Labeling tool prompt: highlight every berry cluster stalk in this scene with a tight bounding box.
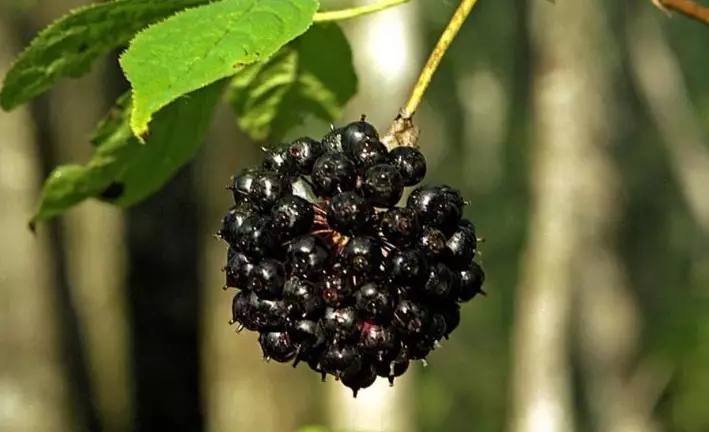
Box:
[382,0,481,149]
[314,0,412,23]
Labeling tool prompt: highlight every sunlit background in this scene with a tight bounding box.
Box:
[1,0,708,431]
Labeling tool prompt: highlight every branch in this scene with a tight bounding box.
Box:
[313,0,410,23]
[654,0,709,25]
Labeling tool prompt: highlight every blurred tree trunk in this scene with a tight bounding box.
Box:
[0,11,73,432]
[199,107,311,432]
[325,2,421,432]
[29,1,133,430]
[510,0,637,430]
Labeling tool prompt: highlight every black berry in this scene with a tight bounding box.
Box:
[311,152,357,197]
[362,164,404,208]
[389,146,426,186]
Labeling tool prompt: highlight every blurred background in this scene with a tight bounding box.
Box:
[1,0,709,431]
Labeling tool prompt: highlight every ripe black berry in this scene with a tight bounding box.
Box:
[341,117,379,151]
[422,262,454,300]
[380,207,421,247]
[355,282,394,321]
[287,137,324,174]
[349,139,389,174]
[359,322,397,356]
[321,127,345,153]
[283,277,324,319]
[457,261,485,302]
[270,195,315,240]
[321,307,359,342]
[320,270,356,308]
[387,248,428,285]
[446,226,477,269]
[341,236,383,276]
[225,248,253,289]
[392,300,431,339]
[327,191,373,235]
[219,203,256,245]
[247,259,286,299]
[259,331,298,362]
[251,296,289,330]
[231,290,258,331]
[233,171,291,211]
[263,143,298,177]
[287,234,331,279]
[341,361,377,397]
[389,146,426,186]
[234,215,277,259]
[417,227,449,261]
[362,164,404,208]
[319,343,363,378]
[218,117,486,396]
[311,152,357,197]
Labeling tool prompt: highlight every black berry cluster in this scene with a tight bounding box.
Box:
[217,116,485,397]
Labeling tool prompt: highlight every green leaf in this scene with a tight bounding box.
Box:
[227,23,357,142]
[0,0,214,111]
[29,79,226,229]
[119,0,319,140]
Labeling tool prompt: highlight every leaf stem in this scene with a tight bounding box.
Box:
[402,0,480,118]
[313,0,411,23]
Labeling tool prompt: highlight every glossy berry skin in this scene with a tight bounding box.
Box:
[359,322,397,356]
[389,146,426,186]
[287,137,324,174]
[355,282,394,321]
[219,203,256,246]
[229,168,259,202]
[320,270,356,308]
[311,152,357,198]
[427,313,448,343]
[380,207,421,247]
[270,195,315,240]
[225,248,253,289]
[446,228,477,270]
[247,259,286,299]
[417,227,450,261]
[423,262,454,300]
[321,127,346,153]
[327,192,373,235]
[287,319,325,350]
[250,295,289,330]
[458,261,485,302]
[341,362,377,397]
[386,248,428,285]
[341,236,383,276]
[259,331,298,362]
[392,300,431,339]
[234,215,277,259]
[287,234,331,279]
[440,303,461,337]
[349,139,389,174]
[321,307,359,342]
[234,171,291,211]
[374,353,409,385]
[341,118,380,151]
[362,164,404,208]
[319,343,363,378]
[231,290,258,331]
[406,185,462,233]
[263,143,298,177]
[283,277,324,319]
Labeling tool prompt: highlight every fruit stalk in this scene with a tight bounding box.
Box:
[403,0,480,119]
[381,0,481,149]
[313,0,411,23]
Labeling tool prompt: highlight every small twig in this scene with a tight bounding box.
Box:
[402,0,480,118]
[313,0,411,23]
[381,0,481,149]
[654,0,709,25]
